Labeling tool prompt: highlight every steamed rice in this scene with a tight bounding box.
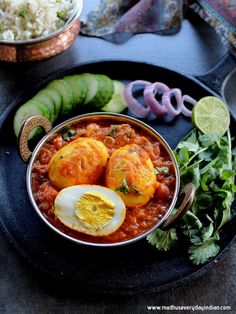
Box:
[0,0,76,41]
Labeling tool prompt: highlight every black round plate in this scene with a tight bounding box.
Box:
[0,61,235,295]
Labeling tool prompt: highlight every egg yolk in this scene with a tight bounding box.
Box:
[75,191,115,232]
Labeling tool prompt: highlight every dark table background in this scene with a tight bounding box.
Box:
[0,8,235,313]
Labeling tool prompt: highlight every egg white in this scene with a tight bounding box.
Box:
[54,185,126,236]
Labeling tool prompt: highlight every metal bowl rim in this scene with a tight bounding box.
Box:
[26,112,180,247]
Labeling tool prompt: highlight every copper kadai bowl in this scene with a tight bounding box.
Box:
[18,113,195,247]
[0,0,83,62]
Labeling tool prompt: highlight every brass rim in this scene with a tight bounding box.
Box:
[18,116,52,162]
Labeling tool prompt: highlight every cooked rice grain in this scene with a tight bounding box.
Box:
[0,0,76,40]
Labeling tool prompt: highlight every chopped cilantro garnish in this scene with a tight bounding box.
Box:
[116,178,130,195]
[147,228,178,251]
[147,128,236,265]
[131,182,143,194]
[57,11,67,22]
[154,166,169,175]
[62,129,77,141]
[19,10,29,20]
[108,125,119,137]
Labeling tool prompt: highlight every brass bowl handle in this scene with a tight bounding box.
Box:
[161,183,196,230]
[18,115,52,162]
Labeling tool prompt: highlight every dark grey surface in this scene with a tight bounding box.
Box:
[0,16,235,313]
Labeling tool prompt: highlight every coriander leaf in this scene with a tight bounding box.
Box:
[178,146,208,173]
[191,192,214,213]
[206,167,218,182]
[202,216,214,241]
[62,129,77,141]
[181,224,202,244]
[154,166,169,175]
[198,150,212,162]
[221,168,235,181]
[200,173,209,191]
[198,132,220,147]
[192,166,201,188]
[232,147,236,170]
[200,155,220,175]
[188,238,220,265]
[108,125,119,137]
[222,191,234,210]
[177,141,199,153]
[182,211,202,229]
[182,166,201,188]
[149,127,236,266]
[19,9,29,20]
[116,178,130,195]
[178,147,189,167]
[147,228,178,251]
[210,182,234,209]
[189,234,202,245]
[178,128,197,145]
[217,206,232,230]
[130,182,143,194]
[57,11,67,22]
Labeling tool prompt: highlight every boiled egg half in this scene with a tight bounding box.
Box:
[54,185,126,236]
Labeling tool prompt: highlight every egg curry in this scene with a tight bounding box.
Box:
[105,144,157,208]
[32,121,176,244]
[48,138,108,189]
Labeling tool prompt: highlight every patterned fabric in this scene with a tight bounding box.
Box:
[81,0,184,37]
[191,0,236,57]
[81,0,236,57]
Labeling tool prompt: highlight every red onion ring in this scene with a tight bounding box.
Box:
[143,82,169,116]
[124,80,151,118]
[124,79,197,120]
[182,95,197,117]
[162,88,183,117]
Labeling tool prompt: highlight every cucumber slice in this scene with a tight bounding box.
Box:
[33,92,56,122]
[101,81,128,113]
[73,75,88,105]
[13,100,50,139]
[39,88,62,120]
[63,75,84,108]
[80,73,99,105]
[46,80,73,115]
[79,73,108,108]
[96,74,114,106]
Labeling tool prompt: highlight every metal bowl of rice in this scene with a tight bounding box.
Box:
[0,0,83,62]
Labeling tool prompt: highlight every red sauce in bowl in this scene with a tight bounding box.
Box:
[31,121,176,244]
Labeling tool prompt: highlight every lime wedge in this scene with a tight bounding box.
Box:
[192,96,230,136]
